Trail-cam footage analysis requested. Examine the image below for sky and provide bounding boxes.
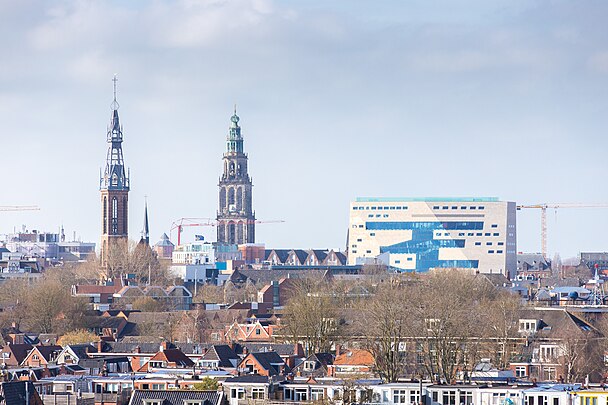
[1,0,608,259]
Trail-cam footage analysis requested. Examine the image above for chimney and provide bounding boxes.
[160,341,169,352]
[97,339,104,353]
[335,344,341,356]
[134,345,141,354]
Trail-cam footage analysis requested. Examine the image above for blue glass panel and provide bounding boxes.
[366,221,483,231]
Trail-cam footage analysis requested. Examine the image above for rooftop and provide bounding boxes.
[355,197,500,203]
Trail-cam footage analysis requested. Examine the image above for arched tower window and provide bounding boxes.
[236,188,243,211]
[237,222,244,243]
[228,223,236,244]
[220,188,226,211]
[111,197,118,235]
[228,188,235,208]
[123,196,128,235]
[103,197,108,234]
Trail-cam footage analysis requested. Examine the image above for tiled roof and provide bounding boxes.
[3,344,33,363]
[129,389,223,405]
[334,349,374,366]
[201,345,239,368]
[243,351,286,376]
[0,381,41,405]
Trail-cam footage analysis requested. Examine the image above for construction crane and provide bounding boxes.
[516,203,608,259]
[170,218,215,246]
[169,217,286,245]
[0,205,40,211]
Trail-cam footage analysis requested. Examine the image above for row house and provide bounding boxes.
[264,249,347,267]
[224,320,278,342]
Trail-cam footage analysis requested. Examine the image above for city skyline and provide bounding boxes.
[1,1,608,258]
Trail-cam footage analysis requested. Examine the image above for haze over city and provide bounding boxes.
[2,0,608,257]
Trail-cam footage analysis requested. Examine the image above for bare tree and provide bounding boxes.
[357,282,411,382]
[282,280,342,355]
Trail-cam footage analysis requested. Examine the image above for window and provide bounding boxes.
[581,397,598,405]
[540,345,558,362]
[143,401,162,405]
[519,319,538,333]
[452,206,457,209]
[515,365,527,377]
[303,361,315,371]
[311,388,324,401]
[476,233,482,236]
[498,242,504,246]
[493,233,499,236]
[443,390,457,405]
[393,389,407,404]
[491,224,498,228]
[488,250,494,254]
[478,206,485,210]
[497,250,503,254]
[475,242,481,246]
[370,233,375,236]
[407,257,413,261]
[461,206,467,209]
[486,242,492,245]
[252,388,265,399]
[442,206,448,209]
[485,232,491,236]
[231,388,245,399]
[357,238,362,242]
[410,390,420,405]
[433,206,439,209]
[395,260,401,264]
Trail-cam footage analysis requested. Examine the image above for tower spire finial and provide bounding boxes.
[234,103,237,115]
[111,74,120,110]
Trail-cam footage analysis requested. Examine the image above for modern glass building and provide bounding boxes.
[347,197,517,278]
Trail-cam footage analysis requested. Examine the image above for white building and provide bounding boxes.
[172,239,215,265]
[347,197,517,278]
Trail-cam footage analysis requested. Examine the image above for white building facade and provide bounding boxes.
[347,197,517,278]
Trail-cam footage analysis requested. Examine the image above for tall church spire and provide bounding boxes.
[100,75,130,267]
[217,107,255,245]
[141,198,150,245]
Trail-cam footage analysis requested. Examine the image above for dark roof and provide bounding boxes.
[175,342,211,355]
[201,345,239,368]
[129,390,223,405]
[244,351,286,376]
[293,250,308,264]
[238,269,327,286]
[34,345,62,361]
[223,375,272,384]
[0,381,42,405]
[66,344,96,360]
[239,343,298,357]
[311,250,328,262]
[3,344,33,363]
[106,341,173,354]
[161,348,195,367]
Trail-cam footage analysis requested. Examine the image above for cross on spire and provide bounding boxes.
[111,74,120,110]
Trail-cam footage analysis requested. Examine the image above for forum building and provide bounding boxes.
[347,197,517,279]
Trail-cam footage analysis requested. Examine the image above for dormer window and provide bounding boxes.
[519,319,538,333]
[303,361,316,371]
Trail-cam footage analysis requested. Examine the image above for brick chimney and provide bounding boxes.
[335,344,341,356]
[97,339,104,353]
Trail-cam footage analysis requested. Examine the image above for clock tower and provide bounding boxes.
[217,108,255,245]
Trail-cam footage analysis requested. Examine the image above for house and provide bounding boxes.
[292,353,334,378]
[256,278,298,308]
[197,345,239,369]
[224,320,277,343]
[56,344,97,365]
[510,308,602,381]
[0,343,33,367]
[222,375,279,405]
[0,381,43,405]
[128,389,224,405]
[137,343,194,372]
[328,348,374,377]
[237,351,288,377]
[20,345,62,367]
[237,343,304,369]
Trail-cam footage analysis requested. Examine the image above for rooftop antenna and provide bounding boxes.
[111,74,120,110]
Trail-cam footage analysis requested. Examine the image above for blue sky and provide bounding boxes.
[1,0,607,258]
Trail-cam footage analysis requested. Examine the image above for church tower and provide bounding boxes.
[100,76,130,266]
[217,108,255,245]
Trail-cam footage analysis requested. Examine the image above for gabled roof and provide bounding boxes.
[0,381,42,405]
[223,375,272,384]
[334,349,374,366]
[63,344,96,361]
[241,351,286,376]
[292,250,308,264]
[1,344,33,364]
[238,343,300,357]
[200,345,239,368]
[129,389,223,405]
